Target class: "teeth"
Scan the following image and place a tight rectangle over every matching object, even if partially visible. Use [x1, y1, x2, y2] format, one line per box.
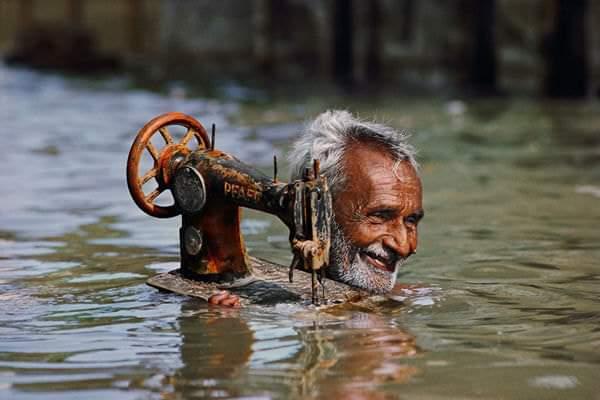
[363, 251, 389, 264]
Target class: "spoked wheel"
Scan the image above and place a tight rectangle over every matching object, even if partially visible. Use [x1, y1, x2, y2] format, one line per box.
[126, 112, 210, 218]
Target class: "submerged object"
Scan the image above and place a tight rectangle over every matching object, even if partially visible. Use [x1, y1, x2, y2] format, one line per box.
[148, 257, 365, 307]
[127, 112, 362, 306]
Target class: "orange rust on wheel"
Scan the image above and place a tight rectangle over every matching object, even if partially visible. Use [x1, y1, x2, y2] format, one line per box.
[127, 112, 210, 218]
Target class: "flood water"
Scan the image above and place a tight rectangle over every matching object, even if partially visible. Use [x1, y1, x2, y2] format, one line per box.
[1, 64, 599, 399]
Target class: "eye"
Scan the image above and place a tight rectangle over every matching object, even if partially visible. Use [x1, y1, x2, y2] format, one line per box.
[367, 214, 384, 224]
[367, 209, 397, 223]
[405, 216, 417, 225]
[405, 212, 423, 226]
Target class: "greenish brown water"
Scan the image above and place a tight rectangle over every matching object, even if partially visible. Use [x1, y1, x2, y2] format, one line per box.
[1, 65, 599, 399]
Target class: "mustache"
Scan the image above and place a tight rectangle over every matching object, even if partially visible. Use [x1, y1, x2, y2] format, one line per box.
[362, 242, 405, 267]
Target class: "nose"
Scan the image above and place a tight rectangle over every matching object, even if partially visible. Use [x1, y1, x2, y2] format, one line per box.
[382, 225, 417, 258]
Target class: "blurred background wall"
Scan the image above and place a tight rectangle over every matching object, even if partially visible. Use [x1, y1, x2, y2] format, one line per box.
[1, 0, 599, 97]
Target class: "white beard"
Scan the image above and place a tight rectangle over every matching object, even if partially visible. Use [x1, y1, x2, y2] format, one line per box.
[326, 220, 404, 294]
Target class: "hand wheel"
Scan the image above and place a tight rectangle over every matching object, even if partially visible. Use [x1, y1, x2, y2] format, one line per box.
[126, 112, 210, 218]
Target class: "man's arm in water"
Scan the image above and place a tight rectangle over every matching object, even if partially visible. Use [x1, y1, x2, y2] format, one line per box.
[208, 290, 241, 307]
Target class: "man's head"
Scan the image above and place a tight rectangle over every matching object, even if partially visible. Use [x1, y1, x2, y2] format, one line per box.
[289, 110, 423, 294]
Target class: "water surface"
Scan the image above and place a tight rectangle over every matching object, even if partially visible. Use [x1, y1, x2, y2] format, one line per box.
[1, 65, 599, 399]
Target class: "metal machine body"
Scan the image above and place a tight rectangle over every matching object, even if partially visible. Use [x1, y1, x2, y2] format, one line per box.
[127, 112, 332, 304]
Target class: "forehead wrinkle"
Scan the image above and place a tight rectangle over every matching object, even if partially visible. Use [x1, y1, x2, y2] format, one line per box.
[339, 143, 421, 211]
[366, 196, 418, 214]
[366, 174, 422, 212]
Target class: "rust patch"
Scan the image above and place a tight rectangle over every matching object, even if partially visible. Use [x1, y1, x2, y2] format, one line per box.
[128, 112, 334, 304]
[126, 112, 209, 218]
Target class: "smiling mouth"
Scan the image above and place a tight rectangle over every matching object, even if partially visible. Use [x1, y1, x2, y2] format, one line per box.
[359, 250, 397, 273]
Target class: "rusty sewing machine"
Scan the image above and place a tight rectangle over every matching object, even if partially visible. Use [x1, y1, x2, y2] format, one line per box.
[126, 112, 362, 306]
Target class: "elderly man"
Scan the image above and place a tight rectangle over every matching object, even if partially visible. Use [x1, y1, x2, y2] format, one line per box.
[209, 110, 423, 306]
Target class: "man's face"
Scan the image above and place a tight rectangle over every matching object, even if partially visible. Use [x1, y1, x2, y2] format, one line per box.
[327, 143, 423, 293]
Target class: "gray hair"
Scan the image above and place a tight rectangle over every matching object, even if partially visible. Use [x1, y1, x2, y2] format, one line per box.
[288, 110, 417, 193]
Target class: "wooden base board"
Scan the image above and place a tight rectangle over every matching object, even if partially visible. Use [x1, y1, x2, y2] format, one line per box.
[147, 256, 369, 308]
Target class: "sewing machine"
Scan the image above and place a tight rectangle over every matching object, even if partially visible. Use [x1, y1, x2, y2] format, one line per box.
[126, 112, 336, 304]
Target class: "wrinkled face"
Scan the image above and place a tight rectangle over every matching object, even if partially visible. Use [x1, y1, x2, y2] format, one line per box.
[327, 143, 423, 294]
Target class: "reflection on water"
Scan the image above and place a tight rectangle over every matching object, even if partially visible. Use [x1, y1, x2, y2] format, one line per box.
[171, 302, 418, 399]
[1, 64, 599, 399]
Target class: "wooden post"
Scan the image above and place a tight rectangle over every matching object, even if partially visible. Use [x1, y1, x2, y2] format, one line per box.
[400, 0, 415, 42]
[67, 0, 84, 27]
[456, 0, 497, 94]
[470, 0, 497, 92]
[332, 0, 354, 86]
[314, 2, 331, 79]
[365, 0, 382, 83]
[18, 0, 34, 28]
[128, 0, 144, 53]
[253, 0, 273, 75]
[543, 0, 589, 97]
